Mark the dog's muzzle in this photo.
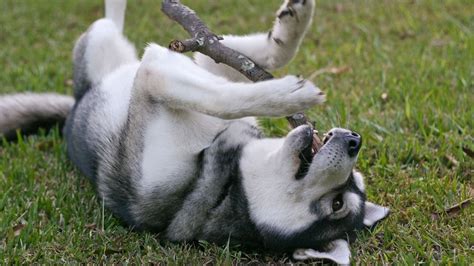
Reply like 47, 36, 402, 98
296, 127, 362, 179
323, 129, 362, 157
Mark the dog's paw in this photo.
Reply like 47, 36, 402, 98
277, 0, 315, 22
269, 75, 325, 115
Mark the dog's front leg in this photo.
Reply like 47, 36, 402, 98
134, 44, 324, 119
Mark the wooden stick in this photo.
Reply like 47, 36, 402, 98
161, 0, 273, 81
161, 0, 322, 150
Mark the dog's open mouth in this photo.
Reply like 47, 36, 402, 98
295, 131, 324, 179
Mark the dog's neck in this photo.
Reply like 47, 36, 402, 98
192, 121, 264, 246
165, 120, 264, 244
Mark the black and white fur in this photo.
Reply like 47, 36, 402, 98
0, 0, 389, 263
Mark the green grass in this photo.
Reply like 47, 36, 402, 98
1, 0, 473, 264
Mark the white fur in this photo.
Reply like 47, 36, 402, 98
344, 192, 361, 214
364, 202, 390, 227
141, 109, 223, 193
293, 239, 351, 264
105, 0, 127, 32
353, 170, 365, 192
241, 138, 317, 233
96, 64, 139, 132
85, 19, 137, 86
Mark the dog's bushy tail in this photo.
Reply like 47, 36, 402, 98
0, 93, 75, 141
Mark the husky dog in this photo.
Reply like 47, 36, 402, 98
0, 0, 389, 263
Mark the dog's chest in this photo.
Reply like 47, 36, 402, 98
140, 109, 224, 192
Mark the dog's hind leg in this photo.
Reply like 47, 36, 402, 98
105, 0, 127, 33
73, 0, 137, 99
195, 0, 315, 81
134, 44, 324, 119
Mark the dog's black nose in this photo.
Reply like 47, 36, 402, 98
325, 128, 363, 157
346, 131, 362, 157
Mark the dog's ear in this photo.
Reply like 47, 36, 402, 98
363, 201, 390, 227
293, 239, 351, 265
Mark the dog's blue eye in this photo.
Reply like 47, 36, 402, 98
332, 194, 344, 212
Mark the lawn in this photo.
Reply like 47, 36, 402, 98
0, 0, 473, 264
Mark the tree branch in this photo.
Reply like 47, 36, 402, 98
161, 0, 322, 151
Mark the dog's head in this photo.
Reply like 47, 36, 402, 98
241, 125, 388, 256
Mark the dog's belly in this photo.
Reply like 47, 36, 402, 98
139, 108, 224, 194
